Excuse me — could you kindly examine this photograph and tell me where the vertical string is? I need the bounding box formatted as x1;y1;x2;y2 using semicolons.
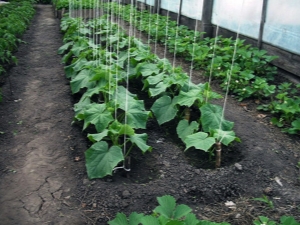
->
154;0;160;55
122;0;134;171
219;0;245;141
172;2;181;69
188;19;199;89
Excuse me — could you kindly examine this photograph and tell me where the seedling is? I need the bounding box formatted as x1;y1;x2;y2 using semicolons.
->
253;195;274;209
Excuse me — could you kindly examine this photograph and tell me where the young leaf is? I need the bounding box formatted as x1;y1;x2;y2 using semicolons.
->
125;100;151;129
175;89;205;107
138;63;160;77
154;195;176;219
82;103;114;132
108;213;128;225
200;103;234;132
108;212;144;225
151;96;178;125
280;216;300;225
70;69;96;94
173;204;192;219
183;132;215;152
140;215;160;225
211;129;240;146
184;213;200;225
130;133;152;153
85;141;124;179
176;120;199;141
149;81;169;97
87;130;109;143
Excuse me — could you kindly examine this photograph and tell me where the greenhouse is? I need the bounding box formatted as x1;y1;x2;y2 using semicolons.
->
0;0;299;224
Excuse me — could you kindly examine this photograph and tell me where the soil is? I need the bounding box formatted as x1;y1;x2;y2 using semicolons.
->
0;4;299;225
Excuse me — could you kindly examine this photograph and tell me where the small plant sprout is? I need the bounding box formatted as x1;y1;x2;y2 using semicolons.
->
253;195;274;209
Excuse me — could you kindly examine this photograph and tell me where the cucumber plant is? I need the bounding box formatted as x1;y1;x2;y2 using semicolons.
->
59;13;239;178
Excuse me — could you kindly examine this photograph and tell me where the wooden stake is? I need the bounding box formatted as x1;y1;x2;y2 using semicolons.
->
215;142;221;168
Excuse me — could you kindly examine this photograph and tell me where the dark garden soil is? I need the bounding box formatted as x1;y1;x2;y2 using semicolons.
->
0;4;299;225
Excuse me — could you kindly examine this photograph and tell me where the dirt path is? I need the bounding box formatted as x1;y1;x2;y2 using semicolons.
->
0;5;86;224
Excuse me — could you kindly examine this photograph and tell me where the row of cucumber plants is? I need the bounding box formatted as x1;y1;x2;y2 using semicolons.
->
103;2;278;101
108;195;300;225
58;14;239;178
103;3;300;135
53;0;100;10
0;0;35;96
59;16;152;179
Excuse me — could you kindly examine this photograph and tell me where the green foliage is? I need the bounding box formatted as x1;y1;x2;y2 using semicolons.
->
0;1;35;94
53;0;100;10
104;2;278;103
253;216;300;225
253;195;274;209
107;2;300;135
108;195;230;225
257;83;300;134
59;12;239;178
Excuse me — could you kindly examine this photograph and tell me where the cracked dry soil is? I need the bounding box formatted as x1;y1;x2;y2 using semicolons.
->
0;5;85;225
0;4;300;225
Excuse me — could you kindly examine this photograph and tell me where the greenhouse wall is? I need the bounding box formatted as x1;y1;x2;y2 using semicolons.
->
126;0;300;78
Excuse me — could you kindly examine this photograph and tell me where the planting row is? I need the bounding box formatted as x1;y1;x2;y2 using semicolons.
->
58;14;239;179
108;195;300;225
102;2;300;134
53;0;100;10
0;0;35;101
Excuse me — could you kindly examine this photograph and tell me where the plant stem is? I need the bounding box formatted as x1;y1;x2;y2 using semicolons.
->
184;107;190;121
215;142;222;168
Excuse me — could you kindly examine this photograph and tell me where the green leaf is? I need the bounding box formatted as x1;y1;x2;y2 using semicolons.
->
176;120;199;141
175;89;205;107
109;120;135;136
173;204;192;219
287;118;300;134
113;86;137;111
70;69;96;94
108;212;144;225
139;63;160;77
144;73;165;89
149;81;168;97
184;213;200;225
211;129;240;145
198;221;230;225
108;213;128;225
87;130;109;143
140;215;160;225
183;132;215;152
151;96;178;125
125;100;150;129
154;195;176;219
58;41;73;55
280;216;300;225
85;141;124;179
165;221;184;225
200;103;234;132
128;212;145;225
83;103;114;132
130;133;152;153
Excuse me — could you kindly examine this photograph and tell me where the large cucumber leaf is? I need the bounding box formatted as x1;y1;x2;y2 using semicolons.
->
200;103;234;132
85;141;124;179
176;120;199;141
183;132;215;152
70;69;96;94
82;103;114;132
151;95;178;125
